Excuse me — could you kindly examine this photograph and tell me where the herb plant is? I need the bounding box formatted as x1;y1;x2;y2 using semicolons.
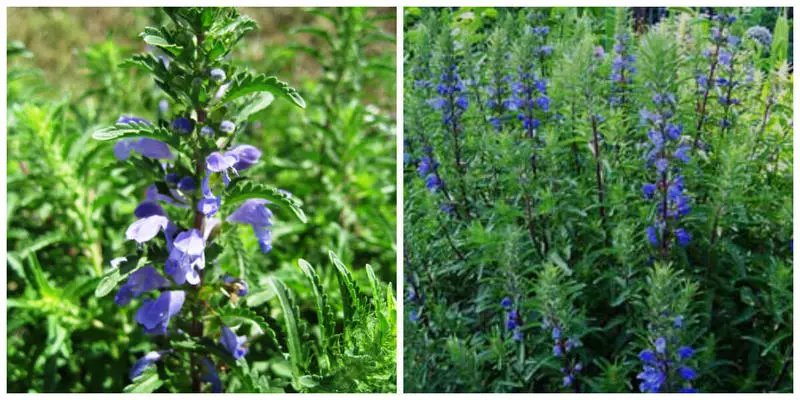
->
404;7;792;393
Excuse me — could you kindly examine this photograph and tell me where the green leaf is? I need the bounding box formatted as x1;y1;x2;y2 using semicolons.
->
297;259;331;369
218;307;279;349
224;179;307;223
94;256;149;298
297;374;321;388
233;92;275;124
329;251;360;323
215;72;305;109
267;277;304;378
91;121;177;148
123;368;163;393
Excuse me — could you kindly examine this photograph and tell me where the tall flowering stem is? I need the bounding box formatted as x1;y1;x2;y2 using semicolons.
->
91;8;306;392
692;12;737;149
641;90;692;259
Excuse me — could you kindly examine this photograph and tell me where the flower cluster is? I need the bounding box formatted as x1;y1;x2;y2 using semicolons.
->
428;64;469;127
109;67;285;387
637;316;698;393
696;13;738;129
507;26;551;137
542;317;582;388
609;33;637;106
745;26;773;47
485;73;512;131
417;146;442;193
501;297;523;341
641;91;692;250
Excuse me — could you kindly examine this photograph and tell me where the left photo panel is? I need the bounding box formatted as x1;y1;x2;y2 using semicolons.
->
7;7;397;393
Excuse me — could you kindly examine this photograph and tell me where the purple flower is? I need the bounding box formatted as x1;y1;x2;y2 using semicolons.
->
220;120;235;134
593;46;605;58
210;68;226;82
678;346;694;360
553;344;563;357
177;176;196;192
158;99;169;113
642;183;656;199
678;366;697;380
200;126;215;137
114;138;174;161
130;350;172;380
126;214;170;244
227;144;262;171
171;117;194;134
646;226;659;247
227;199;274;254
639;349;656;363
165;229;205;285
198;173;221;217
115;266;171;306
206;152;239;185
674;315;684;328
655;337;667;353
134;290;185;335
638;365;666;393
552;326;561;340
425;174;442;192
220;325;248;360
675;228;691;247
674;145;691;163
501;297;512;308
409;309;420;322
201;358;222;392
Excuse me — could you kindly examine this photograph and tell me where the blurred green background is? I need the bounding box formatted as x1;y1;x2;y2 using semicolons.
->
7;7;396;392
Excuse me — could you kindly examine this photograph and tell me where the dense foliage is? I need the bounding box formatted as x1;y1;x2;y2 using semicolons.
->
404;7;792;393
7;7;396;393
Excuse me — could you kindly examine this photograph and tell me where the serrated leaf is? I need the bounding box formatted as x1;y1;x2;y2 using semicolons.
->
233;92;275;124
224;179;307;223
215;72;305;109
329;251;360;324
297;259;331;370
218;307;279;349
267;277;303;378
91;121;177;148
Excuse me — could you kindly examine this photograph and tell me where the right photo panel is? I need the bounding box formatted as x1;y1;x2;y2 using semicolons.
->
403;7;793;393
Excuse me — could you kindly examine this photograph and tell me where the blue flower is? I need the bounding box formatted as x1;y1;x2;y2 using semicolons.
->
646;226;659;247
678;366;697;381
562;374;573;387
220;120;235;134
409;309;420;323
201;126;215;137
552;326;561;340
220;325;248;360
639;350;656;364
114;138;174;161
501;297;512;309
674;315;684;329
553;344;563;357
130;350;172;380
115;266;171;306
171;117;194;134
679;387;699;393
134;290;185;335
642;183;656;199
201;358;222;393
227;144;262;171
206;151;239;186
227;199;274;254
165;229;205;285
425;174;442;192
678;346;694;360
210;68;226;82
675;228;691;247
637;365;666;393
655;337;667;353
